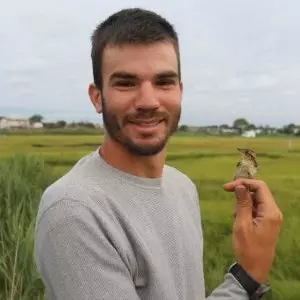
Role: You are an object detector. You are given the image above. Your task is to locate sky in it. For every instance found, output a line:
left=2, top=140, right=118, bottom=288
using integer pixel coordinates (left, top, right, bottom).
left=1, top=0, right=300, bottom=127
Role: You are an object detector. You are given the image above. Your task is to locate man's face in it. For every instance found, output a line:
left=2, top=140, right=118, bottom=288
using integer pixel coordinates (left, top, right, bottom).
left=99, top=42, right=182, bottom=156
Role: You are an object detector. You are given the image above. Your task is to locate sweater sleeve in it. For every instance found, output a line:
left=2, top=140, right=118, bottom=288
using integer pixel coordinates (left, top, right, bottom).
left=189, top=182, right=249, bottom=299
left=34, top=199, right=141, bottom=300
left=206, top=274, right=249, bottom=299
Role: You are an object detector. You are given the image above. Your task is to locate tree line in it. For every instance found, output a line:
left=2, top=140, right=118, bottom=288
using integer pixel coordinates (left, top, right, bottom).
left=27, top=114, right=300, bottom=136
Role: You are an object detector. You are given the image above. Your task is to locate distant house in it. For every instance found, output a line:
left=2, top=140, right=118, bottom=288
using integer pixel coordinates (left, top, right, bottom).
left=242, top=129, right=256, bottom=138
left=0, top=117, right=30, bottom=129
left=220, top=128, right=239, bottom=134
left=31, top=122, right=44, bottom=129
left=293, top=127, right=300, bottom=134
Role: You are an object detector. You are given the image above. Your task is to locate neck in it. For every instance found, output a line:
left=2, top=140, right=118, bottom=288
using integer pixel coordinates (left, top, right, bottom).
left=99, top=135, right=166, bottom=179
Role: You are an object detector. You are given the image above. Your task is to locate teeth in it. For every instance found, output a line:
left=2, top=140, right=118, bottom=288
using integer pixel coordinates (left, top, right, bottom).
left=137, top=121, right=159, bottom=126
left=132, top=119, right=162, bottom=126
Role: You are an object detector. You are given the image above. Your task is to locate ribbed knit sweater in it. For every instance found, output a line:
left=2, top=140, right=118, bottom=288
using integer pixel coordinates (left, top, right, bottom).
left=34, top=149, right=248, bottom=299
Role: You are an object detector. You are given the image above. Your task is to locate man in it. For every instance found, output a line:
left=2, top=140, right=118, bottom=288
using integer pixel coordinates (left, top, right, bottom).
left=34, top=8, right=283, bottom=300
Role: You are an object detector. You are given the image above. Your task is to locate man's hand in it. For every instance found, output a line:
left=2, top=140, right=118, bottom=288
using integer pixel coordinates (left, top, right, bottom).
left=223, top=179, right=283, bottom=284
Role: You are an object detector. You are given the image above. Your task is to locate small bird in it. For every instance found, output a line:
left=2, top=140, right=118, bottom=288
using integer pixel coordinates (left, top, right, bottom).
left=233, top=148, right=258, bottom=180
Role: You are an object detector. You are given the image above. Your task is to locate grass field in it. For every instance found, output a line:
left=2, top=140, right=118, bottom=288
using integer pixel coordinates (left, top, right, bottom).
left=1, top=133, right=300, bottom=299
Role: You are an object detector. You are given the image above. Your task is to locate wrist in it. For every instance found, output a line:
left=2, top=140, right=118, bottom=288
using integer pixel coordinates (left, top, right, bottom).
left=228, top=262, right=271, bottom=299
left=236, top=262, right=268, bottom=284
left=242, top=269, right=268, bottom=285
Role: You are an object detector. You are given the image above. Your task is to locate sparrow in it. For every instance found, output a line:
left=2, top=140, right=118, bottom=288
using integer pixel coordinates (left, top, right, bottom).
left=233, top=148, right=258, bottom=180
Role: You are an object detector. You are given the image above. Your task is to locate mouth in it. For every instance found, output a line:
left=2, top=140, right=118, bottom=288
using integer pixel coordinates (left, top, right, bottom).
left=125, top=118, right=165, bottom=136
left=128, top=118, right=164, bottom=127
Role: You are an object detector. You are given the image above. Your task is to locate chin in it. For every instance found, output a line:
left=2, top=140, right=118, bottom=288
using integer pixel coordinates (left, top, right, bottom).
left=123, top=137, right=168, bottom=156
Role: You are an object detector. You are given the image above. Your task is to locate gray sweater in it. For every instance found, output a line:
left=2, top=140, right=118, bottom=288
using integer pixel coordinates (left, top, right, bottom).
left=34, top=149, right=248, bottom=300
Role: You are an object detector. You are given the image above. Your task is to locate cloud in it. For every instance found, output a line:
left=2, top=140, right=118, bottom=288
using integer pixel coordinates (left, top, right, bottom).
left=1, top=0, right=300, bottom=126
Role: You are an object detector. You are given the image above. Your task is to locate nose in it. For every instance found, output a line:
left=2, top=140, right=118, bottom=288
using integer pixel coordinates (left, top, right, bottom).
left=134, top=81, right=160, bottom=111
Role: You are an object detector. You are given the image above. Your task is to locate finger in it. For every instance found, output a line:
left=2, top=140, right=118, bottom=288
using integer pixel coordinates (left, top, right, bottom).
left=224, top=179, right=282, bottom=221
left=251, top=192, right=258, bottom=207
left=223, top=178, right=266, bottom=192
left=235, top=195, right=258, bottom=216
left=224, top=179, right=274, bottom=206
left=234, top=184, right=253, bottom=224
left=233, top=208, right=258, bottom=219
left=252, top=207, right=258, bottom=218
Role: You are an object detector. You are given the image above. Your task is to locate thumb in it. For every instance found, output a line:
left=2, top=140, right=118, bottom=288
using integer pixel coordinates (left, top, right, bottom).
left=234, top=185, right=253, bottom=223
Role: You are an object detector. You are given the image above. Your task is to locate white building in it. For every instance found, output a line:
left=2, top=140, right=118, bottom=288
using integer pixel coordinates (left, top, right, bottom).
left=242, top=129, right=256, bottom=138
left=0, top=117, right=30, bottom=129
left=32, top=122, right=44, bottom=129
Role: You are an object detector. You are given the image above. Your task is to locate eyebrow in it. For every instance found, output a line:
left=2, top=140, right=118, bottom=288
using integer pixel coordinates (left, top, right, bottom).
left=109, top=72, right=136, bottom=81
left=154, top=71, right=179, bottom=80
left=109, top=70, right=179, bottom=81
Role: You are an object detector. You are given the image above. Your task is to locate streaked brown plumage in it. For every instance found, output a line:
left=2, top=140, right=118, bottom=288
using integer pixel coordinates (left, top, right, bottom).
left=233, top=148, right=258, bottom=180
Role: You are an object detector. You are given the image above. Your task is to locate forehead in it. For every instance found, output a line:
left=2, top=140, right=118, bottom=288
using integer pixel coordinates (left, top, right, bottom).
left=102, top=42, right=179, bottom=79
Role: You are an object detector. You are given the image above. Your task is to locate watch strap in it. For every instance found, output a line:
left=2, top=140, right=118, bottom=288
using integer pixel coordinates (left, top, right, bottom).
left=228, top=262, right=270, bottom=299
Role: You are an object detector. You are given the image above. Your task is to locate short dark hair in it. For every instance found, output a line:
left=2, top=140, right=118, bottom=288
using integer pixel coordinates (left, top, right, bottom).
left=90, top=8, right=181, bottom=90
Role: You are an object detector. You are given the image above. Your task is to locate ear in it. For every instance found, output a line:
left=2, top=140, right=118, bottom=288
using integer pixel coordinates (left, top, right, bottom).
left=88, top=83, right=102, bottom=114
left=179, top=81, right=183, bottom=95
left=178, top=81, right=183, bottom=104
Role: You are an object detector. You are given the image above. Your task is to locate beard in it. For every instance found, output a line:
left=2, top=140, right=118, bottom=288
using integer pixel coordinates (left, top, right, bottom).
left=101, top=97, right=181, bottom=156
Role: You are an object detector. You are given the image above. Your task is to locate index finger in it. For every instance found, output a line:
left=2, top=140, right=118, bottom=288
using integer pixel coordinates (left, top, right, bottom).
left=223, top=179, right=274, bottom=205
left=224, top=179, right=283, bottom=222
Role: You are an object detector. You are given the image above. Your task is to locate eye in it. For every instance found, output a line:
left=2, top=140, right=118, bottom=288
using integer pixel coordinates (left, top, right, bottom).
left=155, top=78, right=176, bottom=87
left=114, top=81, right=135, bottom=87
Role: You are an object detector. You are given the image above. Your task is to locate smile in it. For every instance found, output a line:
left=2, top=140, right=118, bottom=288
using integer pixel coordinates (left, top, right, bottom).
left=129, top=119, right=164, bottom=127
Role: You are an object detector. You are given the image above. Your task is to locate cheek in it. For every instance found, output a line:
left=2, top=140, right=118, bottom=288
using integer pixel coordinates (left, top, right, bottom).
left=163, top=95, right=181, bottom=114
left=107, top=89, right=133, bottom=109
left=104, top=91, right=132, bottom=119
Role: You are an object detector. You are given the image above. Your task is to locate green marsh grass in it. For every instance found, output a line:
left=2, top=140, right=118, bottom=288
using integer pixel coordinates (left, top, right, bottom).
left=0, top=155, right=53, bottom=300
left=1, top=134, right=300, bottom=299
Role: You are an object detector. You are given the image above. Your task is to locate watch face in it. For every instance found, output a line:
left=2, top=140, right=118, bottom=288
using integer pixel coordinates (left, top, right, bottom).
left=250, top=285, right=271, bottom=299
left=257, top=285, right=271, bottom=297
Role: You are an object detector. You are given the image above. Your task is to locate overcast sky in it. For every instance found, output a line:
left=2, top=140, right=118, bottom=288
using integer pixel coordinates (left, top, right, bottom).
left=1, top=0, right=300, bottom=126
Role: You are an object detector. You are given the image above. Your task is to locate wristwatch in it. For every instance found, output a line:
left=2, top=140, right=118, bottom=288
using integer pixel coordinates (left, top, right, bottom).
left=228, top=262, right=271, bottom=299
